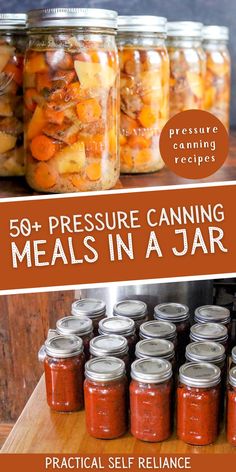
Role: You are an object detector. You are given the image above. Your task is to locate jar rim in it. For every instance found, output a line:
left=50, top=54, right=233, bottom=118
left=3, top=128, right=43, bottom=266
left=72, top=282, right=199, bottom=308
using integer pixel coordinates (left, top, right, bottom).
left=232, top=346, right=236, bottom=363
left=179, top=362, right=221, bottom=388
left=167, top=21, right=203, bottom=38
left=45, top=334, right=83, bottom=358
left=90, top=334, right=128, bottom=357
left=190, top=322, right=228, bottom=341
left=194, top=305, right=230, bottom=324
left=113, top=299, right=147, bottom=320
left=131, top=358, right=172, bottom=383
left=118, top=15, right=167, bottom=34
left=56, top=316, right=93, bottom=336
left=85, top=356, right=125, bottom=381
left=185, top=341, right=225, bottom=363
left=135, top=338, right=174, bottom=360
left=71, top=298, right=106, bottom=319
left=0, top=13, right=26, bottom=29
left=99, top=316, right=135, bottom=336
left=154, top=302, right=189, bottom=322
left=203, top=25, right=229, bottom=41
left=229, top=367, right=236, bottom=387
left=139, top=320, right=177, bottom=339
left=27, top=8, right=117, bottom=29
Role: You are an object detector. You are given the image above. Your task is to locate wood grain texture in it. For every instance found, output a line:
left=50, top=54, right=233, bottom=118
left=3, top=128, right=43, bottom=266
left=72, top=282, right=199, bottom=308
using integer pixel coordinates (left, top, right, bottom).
left=1, top=376, right=236, bottom=454
left=0, top=423, right=14, bottom=449
left=0, top=291, right=75, bottom=422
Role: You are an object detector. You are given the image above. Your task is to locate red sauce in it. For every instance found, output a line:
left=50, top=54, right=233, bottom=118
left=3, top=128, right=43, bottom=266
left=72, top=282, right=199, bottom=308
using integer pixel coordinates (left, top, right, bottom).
left=177, top=382, right=220, bottom=445
left=84, top=377, right=128, bottom=439
left=130, top=379, right=172, bottom=442
left=44, top=353, right=84, bottom=412
left=227, top=384, right=236, bottom=446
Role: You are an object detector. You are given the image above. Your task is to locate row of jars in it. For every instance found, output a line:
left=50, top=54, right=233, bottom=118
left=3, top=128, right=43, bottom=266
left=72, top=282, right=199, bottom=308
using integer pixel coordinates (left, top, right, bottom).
left=0, top=10, right=230, bottom=189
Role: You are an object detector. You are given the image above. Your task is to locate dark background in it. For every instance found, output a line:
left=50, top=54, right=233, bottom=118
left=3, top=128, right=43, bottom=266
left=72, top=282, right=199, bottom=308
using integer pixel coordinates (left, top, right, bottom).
left=1, top=0, right=235, bottom=126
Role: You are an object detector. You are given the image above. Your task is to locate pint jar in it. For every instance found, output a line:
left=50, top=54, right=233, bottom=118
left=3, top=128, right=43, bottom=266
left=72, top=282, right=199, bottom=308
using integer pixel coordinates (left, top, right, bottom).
left=190, top=322, right=229, bottom=350
left=227, top=367, right=236, bottom=446
left=130, top=358, right=173, bottom=442
left=203, top=26, right=230, bottom=130
left=98, top=316, right=137, bottom=358
left=117, top=16, right=169, bottom=173
left=84, top=357, right=128, bottom=439
left=167, top=21, right=205, bottom=117
left=43, top=334, right=85, bottom=412
left=139, top=320, right=177, bottom=347
left=177, top=362, right=221, bottom=445
left=0, top=14, right=26, bottom=176
left=135, top=338, right=175, bottom=370
left=89, top=334, right=130, bottom=372
left=25, top=8, right=119, bottom=193
left=71, top=298, right=106, bottom=335
left=56, top=315, right=93, bottom=360
left=113, top=299, right=148, bottom=331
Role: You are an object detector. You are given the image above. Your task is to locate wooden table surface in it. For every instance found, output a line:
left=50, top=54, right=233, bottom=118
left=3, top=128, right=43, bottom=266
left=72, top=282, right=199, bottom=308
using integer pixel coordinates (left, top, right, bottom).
left=1, top=376, right=236, bottom=454
left=0, top=132, right=236, bottom=199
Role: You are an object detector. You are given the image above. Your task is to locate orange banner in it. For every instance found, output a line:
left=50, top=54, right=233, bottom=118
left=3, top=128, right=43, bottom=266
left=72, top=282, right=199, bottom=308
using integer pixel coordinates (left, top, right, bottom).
left=0, top=183, right=236, bottom=292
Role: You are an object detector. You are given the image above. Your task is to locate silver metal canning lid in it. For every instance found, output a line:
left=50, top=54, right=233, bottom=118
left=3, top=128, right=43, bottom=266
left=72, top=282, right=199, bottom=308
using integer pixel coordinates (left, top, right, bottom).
left=27, top=8, right=117, bottom=29
left=232, top=346, right=236, bottom=363
left=90, top=334, right=128, bottom=357
left=139, top=320, right=176, bottom=340
left=229, top=367, right=236, bottom=388
left=179, top=362, right=221, bottom=388
left=203, top=25, right=229, bottom=41
left=185, top=341, right=225, bottom=363
left=71, top=298, right=106, bottom=319
left=154, top=302, right=189, bottom=322
left=131, top=358, right=172, bottom=383
left=85, top=356, right=125, bottom=382
left=45, top=334, right=83, bottom=358
left=190, top=322, right=228, bottom=342
left=98, top=316, right=135, bottom=336
left=118, top=16, right=167, bottom=34
left=167, top=21, right=203, bottom=38
left=113, top=300, right=147, bottom=320
left=56, top=316, right=93, bottom=336
left=135, top=338, right=174, bottom=360
left=0, top=13, right=26, bottom=29
left=194, top=305, right=230, bottom=324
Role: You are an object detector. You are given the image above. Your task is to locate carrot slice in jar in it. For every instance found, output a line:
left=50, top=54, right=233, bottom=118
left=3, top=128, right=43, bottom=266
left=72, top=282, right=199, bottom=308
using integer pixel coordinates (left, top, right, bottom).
left=120, top=113, right=138, bottom=134
left=25, top=53, right=48, bottom=73
left=128, top=136, right=150, bottom=149
left=86, top=162, right=101, bottom=180
left=24, top=88, right=38, bottom=112
left=138, top=105, right=158, bottom=128
left=30, top=135, right=56, bottom=161
left=45, top=104, right=65, bottom=125
left=3, top=62, right=22, bottom=86
left=135, top=148, right=153, bottom=164
left=36, top=72, right=52, bottom=92
left=34, top=162, right=57, bottom=188
left=76, top=98, right=102, bottom=123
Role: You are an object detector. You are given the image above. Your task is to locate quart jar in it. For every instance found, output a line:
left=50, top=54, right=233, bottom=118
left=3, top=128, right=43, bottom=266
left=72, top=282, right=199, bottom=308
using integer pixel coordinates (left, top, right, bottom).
left=135, top=338, right=175, bottom=369
left=113, top=299, right=148, bottom=331
left=117, top=16, right=169, bottom=173
left=139, top=320, right=177, bottom=347
left=56, top=316, right=93, bottom=360
left=71, top=298, right=106, bottom=335
left=190, top=322, right=229, bottom=350
left=227, top=367, right=236, bottom=446
left=0, top=14, right=26, bottom=176
left=98, top=316, right=137, bottom=358
left=185, top=341, right=226, bottom=373
left=167, top=21, right=205, bottom=117
left=84, top=357, right=128, bottom=439
left=194, top=305, right=231, bottom=333
left=89, top=334, right=130, bottom=372
left=177, top=362, right=221, bottom=445
left=43, top=334, right=85, bottom=412
left=25, top=8, right=119, bottom=193
left=130, top=358, right=173, bottom=442
left=203, top=26, right=230, bottom=130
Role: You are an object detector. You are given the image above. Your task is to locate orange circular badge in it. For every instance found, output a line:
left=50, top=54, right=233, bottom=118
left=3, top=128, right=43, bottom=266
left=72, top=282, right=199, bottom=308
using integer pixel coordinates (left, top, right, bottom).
left=159, top=110, right=229, bottom=179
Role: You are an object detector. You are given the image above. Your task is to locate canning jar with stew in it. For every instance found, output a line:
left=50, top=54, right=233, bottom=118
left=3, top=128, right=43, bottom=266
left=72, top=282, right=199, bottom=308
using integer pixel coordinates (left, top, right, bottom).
left=56, top=316, right=93, bottom=360
left=203, top=26, right=230, bottom=130
left=98, top=316, right=137, bottom=358
left=89, top=334, right=130, bottom=371
left=113, top=299, right=148, bottom=331
left=190, top=322, right=229, bottom=349
left=139, top=320, right=177, bottom=347
left=25, top=9, right=119, bottom=193
left=43, top=334, right=85, bottom=412
left=185, top=341, right=226, bottom=372
left=227, top=367, right=236, bottom=446
left=167, top=22, right=205, bottom=117
left=84, top=356, right=127, bottom=439
left=0, top=14, right=26, bottom=176
left=117, top=16, right=169, bottom=173
left=135, top=338, right=175, bottom=369
left=130, top=358, right=173, bottom=442
left=177, top=362, right=221, bottom=445
left=194, top=305, right=231, bottom=333
left=71, top=298, right=106, bottom=335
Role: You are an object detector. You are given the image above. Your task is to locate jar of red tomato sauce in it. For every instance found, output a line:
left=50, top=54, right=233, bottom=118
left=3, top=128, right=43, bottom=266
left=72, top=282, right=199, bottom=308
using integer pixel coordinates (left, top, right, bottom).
left=227, top=367, right=236, bottom=446
left=135, top=338, right=175, bottom=369
left=56, top=316, right=93, bottom=360
left=117, top=16, right=169, bottom=173
left=185, top=341, right=226, bottom=373
left=194, top=305, right=231, bottom=331
left=177, top=362, right=221, bottom=445
left=0, top=14, right=26, bottom=176
left=98, top=316, right=137, bottom=359
left=25, top=8, right=119, bottom=193
left=89, top=334, right=130, bottom=371
left=139, top=320, right=177, bottom=347
left=190, top=322, right=229, bottom=350
left=84, top=356, right=128, bottom=439
left=43, top=334, right=85, bottom=412
left=130, top=358, right=173, bottom=442
left=113, top=299, right=148, bottom=331
left=71, top=298, right=106, bottom=335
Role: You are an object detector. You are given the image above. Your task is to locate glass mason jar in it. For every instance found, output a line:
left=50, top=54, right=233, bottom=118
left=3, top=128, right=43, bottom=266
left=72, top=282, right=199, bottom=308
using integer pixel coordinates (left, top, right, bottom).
left=130, top=358, right=173, bottom=442
left=190, top=322, right=229, bottom=349
left=167, top=21, right=205, bottom=117
left=135, top=338, right=175, bottom=370
left=230, top=346, right=236, bottom=369
left=227, top=367, right=236, bottom=446
left=24, top=8, right=119, bottom=193
left=71, top=298, right=106, bottom=335
left=139, top=320, right=177, bottom=347
left=113, top=299, right=148, bottom=331
left=98, top=316, right=137, bottom=359
left=177, top=362, right=221, bottom=445
left=43, top=334, right=85, bottom=412
left=89, top=334, right=130, bottom=372
left=117, top=16, right=169, bottom=173
left=56, top=315, right=93, bottom=360
left=0, top=14, right=26, bottom=176
left=194, top=305, right=231, bottom=334
left=203, top=26, right=230, bottom=130
left=84, top=357, right=128, bottom=439
left=185, top=341, right=226, bottom=373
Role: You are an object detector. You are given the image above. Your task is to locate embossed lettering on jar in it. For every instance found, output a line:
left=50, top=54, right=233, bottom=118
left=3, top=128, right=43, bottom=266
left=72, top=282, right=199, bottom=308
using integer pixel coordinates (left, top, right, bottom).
left=227, top=367, right=236, bottom=446
left=71, top=298, right=106, bottom=335
left=56, top=315, right=93, bottom=360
